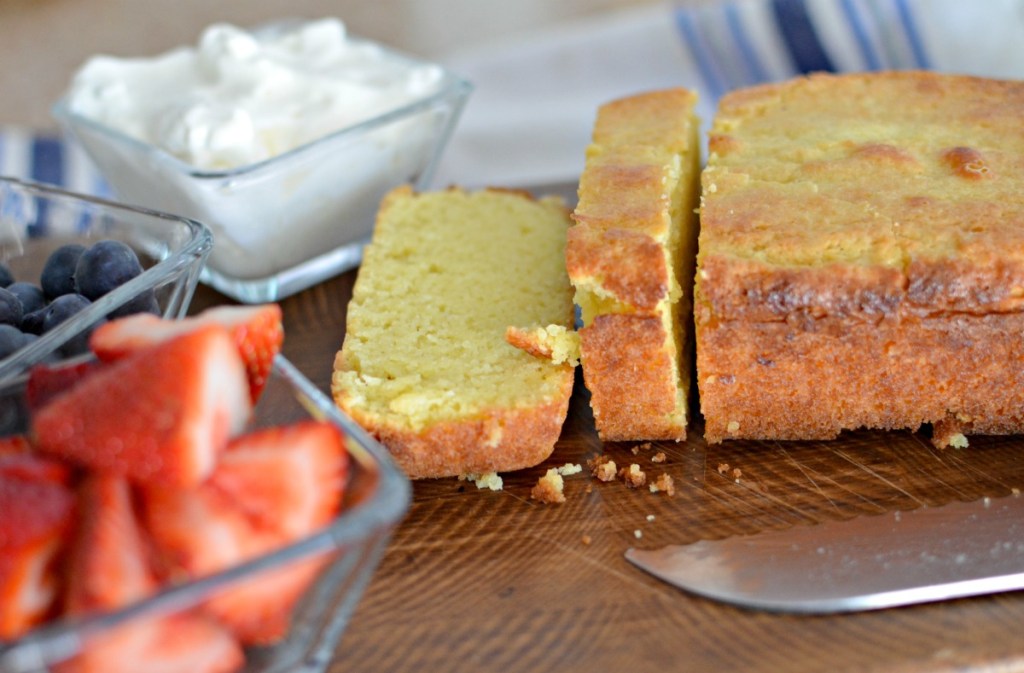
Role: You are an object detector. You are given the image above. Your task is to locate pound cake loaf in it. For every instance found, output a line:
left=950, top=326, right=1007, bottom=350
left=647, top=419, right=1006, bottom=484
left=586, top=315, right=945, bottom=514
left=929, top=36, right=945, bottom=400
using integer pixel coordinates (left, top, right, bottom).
left=697, top=71, right=1024, bottom=447
left=568, top=88, right=701, bottom=441
left=332, top=186, right=576, bottom=479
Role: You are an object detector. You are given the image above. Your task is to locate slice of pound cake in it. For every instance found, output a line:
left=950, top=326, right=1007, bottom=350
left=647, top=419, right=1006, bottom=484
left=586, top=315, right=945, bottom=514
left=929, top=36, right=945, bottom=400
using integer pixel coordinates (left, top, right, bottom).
left=332, top=186, right=576, bottom=479
left=568, top=88, right=701, bottom=441
left=697, top=71, right=1024, bottom=447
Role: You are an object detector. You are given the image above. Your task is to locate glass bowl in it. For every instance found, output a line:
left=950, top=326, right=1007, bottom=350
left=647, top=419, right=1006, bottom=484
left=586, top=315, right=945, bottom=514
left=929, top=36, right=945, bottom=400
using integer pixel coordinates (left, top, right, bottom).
left=0, top=355, right=411, bottom=673
left=0, top=176, right=212, bottom=382
left=52, top=37, right=472, bottom=304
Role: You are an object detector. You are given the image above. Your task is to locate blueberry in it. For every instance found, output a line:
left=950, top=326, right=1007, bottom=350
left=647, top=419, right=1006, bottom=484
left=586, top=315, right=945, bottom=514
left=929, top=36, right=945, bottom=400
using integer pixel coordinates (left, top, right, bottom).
left=41, top=294, right=92, bottom=333
left=41, top=244, right=86, bottom=300
left=7, top=282, right=45, bottom=316
left=41, top=294, right=102, bottom=357
left=0, top=324, right=26, bottom=358
left=0, top=263, right=13, bottom=288
left=21, top=308, right=45, bottom=335
left=108, top=288, right=161, bottom=319
left=0, top=288, right=23, bottom=328
left=74, top=240, right=143, bottom=301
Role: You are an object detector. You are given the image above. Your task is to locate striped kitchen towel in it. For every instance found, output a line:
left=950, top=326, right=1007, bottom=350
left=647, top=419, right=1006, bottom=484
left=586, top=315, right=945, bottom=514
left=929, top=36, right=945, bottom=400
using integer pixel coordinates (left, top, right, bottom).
left=0, top=126, right=111, bottom=196
left=435, top=0, right=1024, bottom=188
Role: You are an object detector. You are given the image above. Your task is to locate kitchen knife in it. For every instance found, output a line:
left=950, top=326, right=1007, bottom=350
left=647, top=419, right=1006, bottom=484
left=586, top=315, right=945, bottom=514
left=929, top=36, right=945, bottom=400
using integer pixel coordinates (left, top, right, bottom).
left=625, top=494, right=1024, bottom=613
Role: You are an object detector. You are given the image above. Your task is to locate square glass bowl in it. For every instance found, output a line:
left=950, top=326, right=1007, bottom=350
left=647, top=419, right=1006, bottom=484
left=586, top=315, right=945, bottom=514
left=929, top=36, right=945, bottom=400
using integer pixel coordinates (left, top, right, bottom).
left=0, top=355, right=411, bottom=673
left=0, top=176, right=212, bottom=382
left=53, top=44, right=472, bottom=304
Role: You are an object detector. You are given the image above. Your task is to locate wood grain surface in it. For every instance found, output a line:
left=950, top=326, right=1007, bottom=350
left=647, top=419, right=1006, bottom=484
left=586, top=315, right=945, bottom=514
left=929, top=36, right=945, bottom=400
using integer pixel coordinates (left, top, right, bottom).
left=189, top=203, right=1024, bottom=673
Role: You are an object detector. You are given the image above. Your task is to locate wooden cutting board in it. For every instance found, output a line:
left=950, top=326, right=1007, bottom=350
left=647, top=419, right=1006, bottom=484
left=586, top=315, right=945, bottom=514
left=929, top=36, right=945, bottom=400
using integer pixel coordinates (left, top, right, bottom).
left=189, top=185, right=1024, bottom=673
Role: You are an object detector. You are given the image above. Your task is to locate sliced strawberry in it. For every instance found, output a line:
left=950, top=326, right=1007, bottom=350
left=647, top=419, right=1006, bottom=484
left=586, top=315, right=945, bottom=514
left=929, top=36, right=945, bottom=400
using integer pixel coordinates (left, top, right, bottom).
left=64, top=475, right=156, bottom=614
left=25, top=360, right=107, bottom=412
left=58, top=475, right=242, bottom=673
left=56, top=612, right=244, bottom=673
left=0, top=473, right=76, bottom=639
left=90, top=304, right=284, bottom=403
left=0, top=438, right=72, bottom=490
left=0, top=435, right=31, bottom=456
left=33, top=325, right=251, bottom=488
left=210, top=422, right=348, bottom=538
left=143, top=420, right=347, bottom=644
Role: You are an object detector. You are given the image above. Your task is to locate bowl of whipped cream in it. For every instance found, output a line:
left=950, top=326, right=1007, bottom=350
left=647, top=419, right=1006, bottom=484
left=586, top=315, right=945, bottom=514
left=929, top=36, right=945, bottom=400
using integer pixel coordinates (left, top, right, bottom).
left=53, top=18, right=472, bottom=303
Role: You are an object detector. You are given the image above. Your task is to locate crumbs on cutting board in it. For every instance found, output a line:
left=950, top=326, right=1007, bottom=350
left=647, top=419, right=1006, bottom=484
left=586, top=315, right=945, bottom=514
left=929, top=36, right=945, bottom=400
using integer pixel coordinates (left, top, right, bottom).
left=533, top=443, right=678, bottom=506
left=459, top=471, right=504, bottom=491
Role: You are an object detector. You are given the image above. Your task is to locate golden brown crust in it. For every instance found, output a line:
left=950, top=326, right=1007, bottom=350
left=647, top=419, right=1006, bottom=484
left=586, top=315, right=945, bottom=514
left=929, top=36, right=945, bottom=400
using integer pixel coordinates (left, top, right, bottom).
left=698, top=71, right=1024, bottom=446
left=565, top=224, right=667, bottom=311
left=699, top=313, right=1024, bottom=444
left=504, top=326, right=553, bottom=360
left=334, top=356, right=574, bottom=479
left=578, top=314, right=684, bottom=441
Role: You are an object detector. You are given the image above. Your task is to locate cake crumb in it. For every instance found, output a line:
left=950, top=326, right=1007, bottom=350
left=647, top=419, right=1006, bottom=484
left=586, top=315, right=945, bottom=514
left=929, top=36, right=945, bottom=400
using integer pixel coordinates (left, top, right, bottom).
left=634, top=529, right=643, bottom=539
left=581, top=534, right=592, bottom=546
left=649, top=473, right=676, bottom=497
left=732, top=468, right=742, bottom=480
left=651, top=452, right=666, bottom=464
left=948, top=433, right=969, bottom=449
left=646, top=514, right=655, bottom=522
left=587, top=454, right=607, bottom=471
left=631, top=446, right=640, bottom=455
left=1013, top=488, right=1021, bottom=497
left=589, top=456, right=617, bottom=482
left=619, top=463, right=647, bottom=488
left=531, top=468, right=566, bottom=504
left=556, top=462, right=582, bottom=476
left=459, top=471, right=503, bottom=491
left=717, top=462, right=730, bottom=475
left=585, top=483, right=593, bottom=494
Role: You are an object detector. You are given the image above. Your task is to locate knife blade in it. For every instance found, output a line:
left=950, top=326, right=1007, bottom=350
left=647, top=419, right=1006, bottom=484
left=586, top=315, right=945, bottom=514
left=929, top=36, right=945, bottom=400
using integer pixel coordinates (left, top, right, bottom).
left=625, top=494, right=1024, bottom=613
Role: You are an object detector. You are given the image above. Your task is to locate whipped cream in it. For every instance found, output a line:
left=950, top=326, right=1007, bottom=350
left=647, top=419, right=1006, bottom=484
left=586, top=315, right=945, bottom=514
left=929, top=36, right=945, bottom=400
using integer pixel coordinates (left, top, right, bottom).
left=66, top=18, right=444, bottom=170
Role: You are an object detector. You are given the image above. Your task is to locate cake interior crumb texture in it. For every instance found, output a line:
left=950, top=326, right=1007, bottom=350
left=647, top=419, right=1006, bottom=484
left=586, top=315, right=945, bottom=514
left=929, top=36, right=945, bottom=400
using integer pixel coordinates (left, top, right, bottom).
left=333, top=187, right=575, bottom=478
left=697, top=71, right=1024, bottom=446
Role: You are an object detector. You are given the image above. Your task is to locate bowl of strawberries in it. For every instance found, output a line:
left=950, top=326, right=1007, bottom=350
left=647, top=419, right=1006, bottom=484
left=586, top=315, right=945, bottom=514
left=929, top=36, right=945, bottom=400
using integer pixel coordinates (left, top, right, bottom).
left=0, top=303, right=410, bottom=673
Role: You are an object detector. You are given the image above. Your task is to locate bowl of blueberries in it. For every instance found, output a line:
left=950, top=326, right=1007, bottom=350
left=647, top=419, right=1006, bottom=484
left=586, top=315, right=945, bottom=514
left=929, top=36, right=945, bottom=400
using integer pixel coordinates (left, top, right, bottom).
left=0, top=176, right=212, bottom=382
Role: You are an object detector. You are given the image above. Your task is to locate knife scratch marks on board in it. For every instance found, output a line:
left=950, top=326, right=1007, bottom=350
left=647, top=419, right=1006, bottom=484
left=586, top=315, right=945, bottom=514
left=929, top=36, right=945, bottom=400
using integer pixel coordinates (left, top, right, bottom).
left=912, top=432, right=1016, bottom=494
left=776, top=443, right=886, bottom=514
left=705, top=476, right=806, bottom=528
left=831, top=447, right=927, bottom=507
left=532, top=534, right=665, bottom=595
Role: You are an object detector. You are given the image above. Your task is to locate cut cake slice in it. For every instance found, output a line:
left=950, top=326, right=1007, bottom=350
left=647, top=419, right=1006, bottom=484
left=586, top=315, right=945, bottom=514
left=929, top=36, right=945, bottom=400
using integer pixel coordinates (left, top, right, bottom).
left=568, top=88, right=701, bottom=441
left=332, top=186, right=576, bottom=479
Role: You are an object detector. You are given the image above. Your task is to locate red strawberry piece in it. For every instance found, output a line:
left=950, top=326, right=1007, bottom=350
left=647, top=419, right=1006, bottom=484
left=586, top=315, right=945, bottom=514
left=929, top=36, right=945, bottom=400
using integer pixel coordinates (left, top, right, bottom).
left=25, top=360, right=106, bottom=412
left=0, top=437, right=72, bottom=490
left=90, top=304, right=284, bottom=404
left=209, top=421, right=348, bottom=538
left=64, top=475, right=156, bottom=614
left=56, top=613, right=244, bottom=673
left=58, top=475, right=242, bottom=673
left=33, top=325, right=251, bottom=488
left=143, top=420, right=347, bottom=644
left=0, top=472, right=75, bottom=639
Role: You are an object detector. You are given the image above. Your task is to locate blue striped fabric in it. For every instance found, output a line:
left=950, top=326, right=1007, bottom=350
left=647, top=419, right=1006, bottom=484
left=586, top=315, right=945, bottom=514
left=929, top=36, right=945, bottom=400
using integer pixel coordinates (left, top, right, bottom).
left=770, top=0, right=837, bottom=73
left=670, top=0, right=933, bottom=102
